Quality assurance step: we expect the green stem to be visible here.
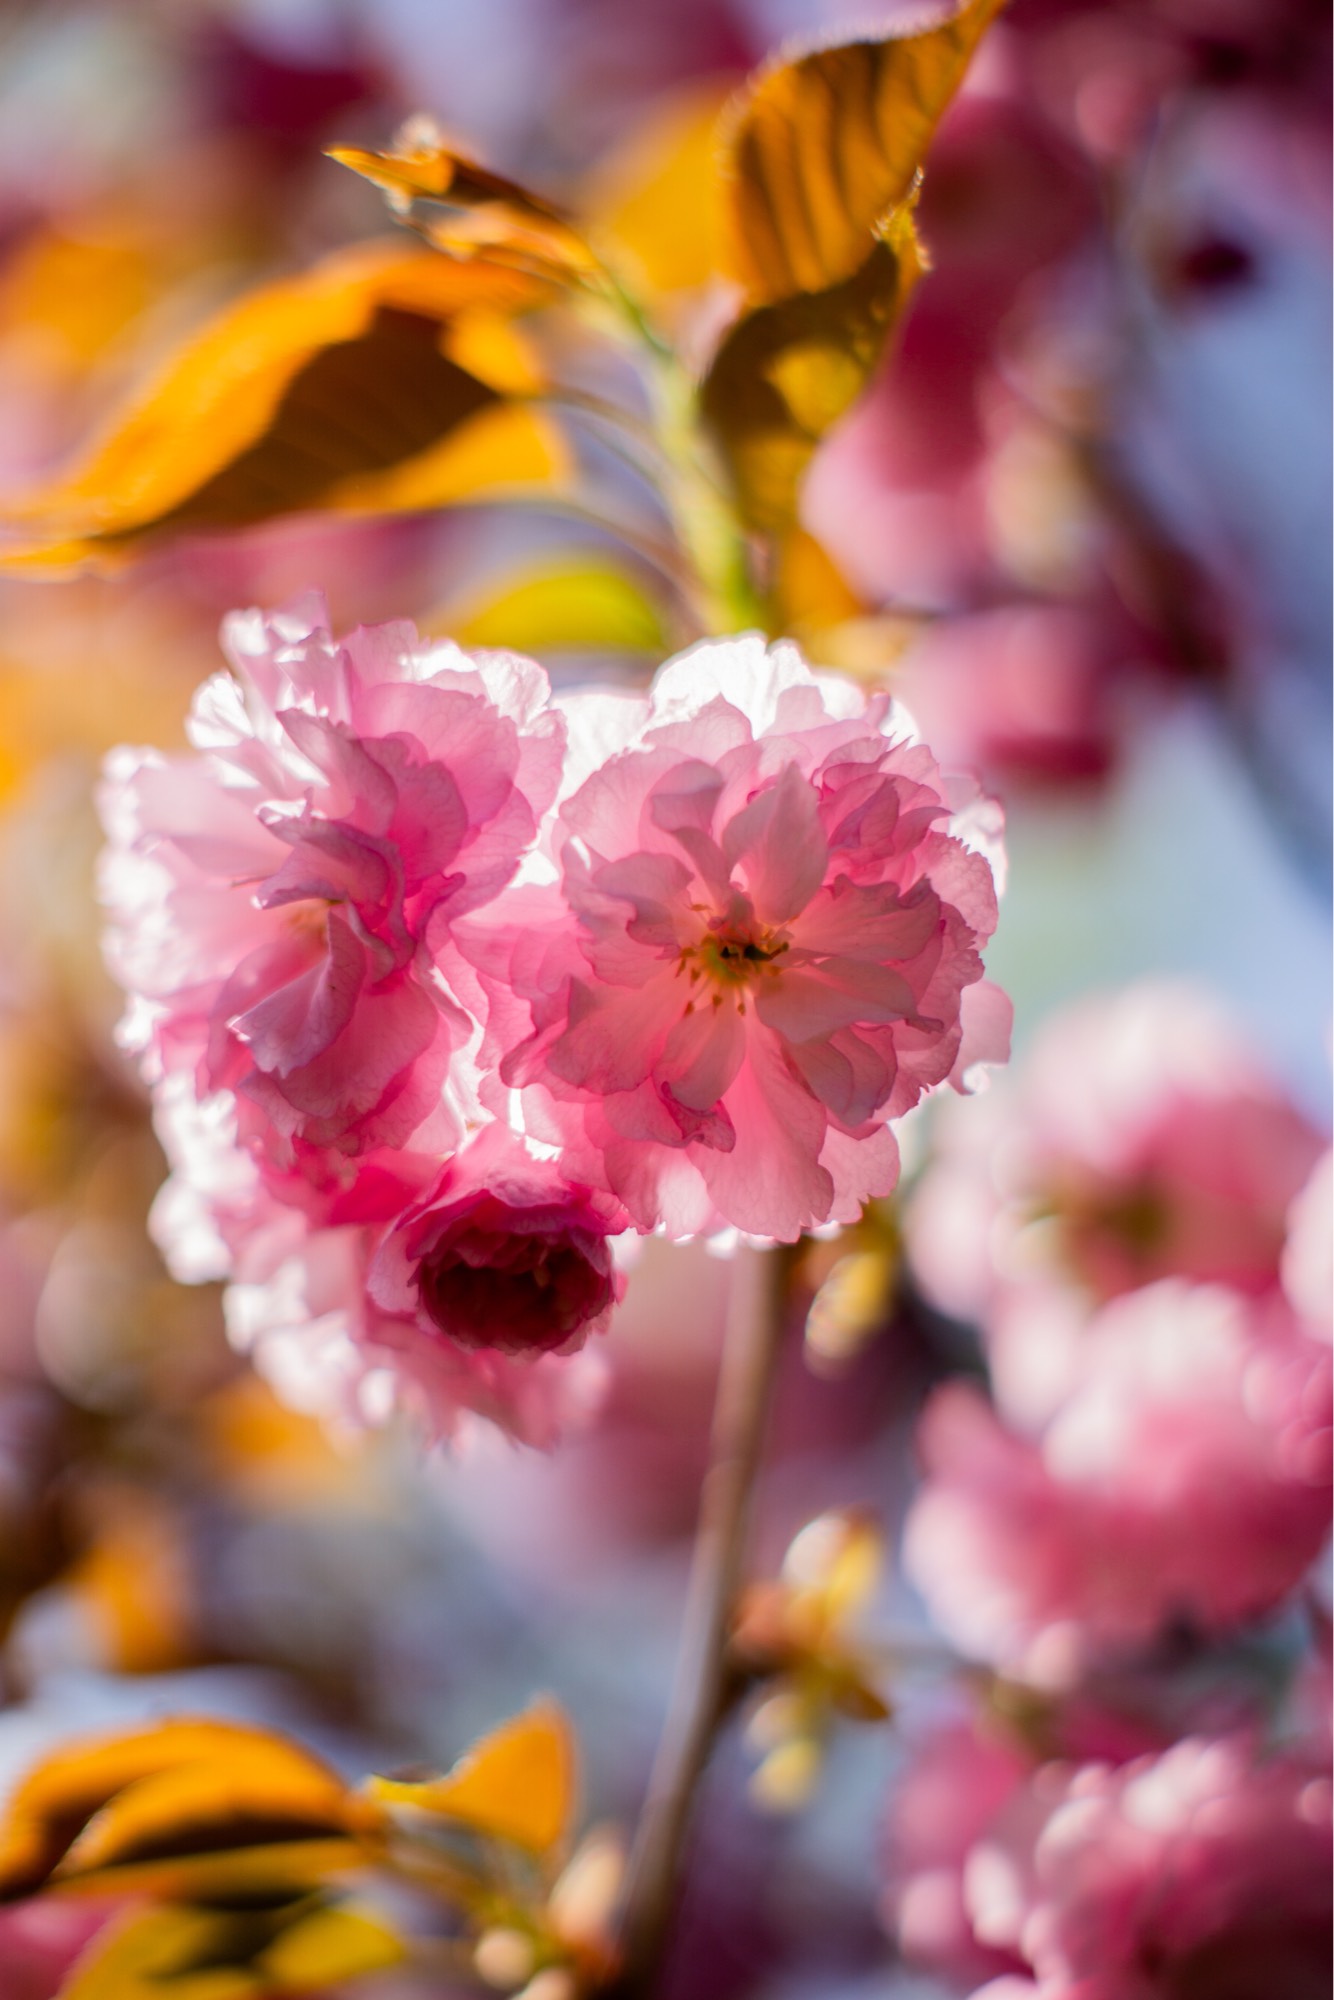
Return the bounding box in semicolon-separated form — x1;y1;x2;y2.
589;264;762;636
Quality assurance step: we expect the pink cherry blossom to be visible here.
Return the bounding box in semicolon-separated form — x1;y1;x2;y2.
223;1193;611;1452
149;1089;617;1446
486;635;1007;1240
1283;1148;1332;1344
884;1699;1187;1995
904;1282;1332;1687
1012;1736;1332;2000
366;1123;627;1358
888;1715;1331;2000
884;1708;1037;1990
905;981;1326;1426
100;594;563;1182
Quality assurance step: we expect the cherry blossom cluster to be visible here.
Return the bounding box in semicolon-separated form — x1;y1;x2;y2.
886;1702;1332;1999
903;982;1330;1685
99;596;1007;1443
887;983;1332;1996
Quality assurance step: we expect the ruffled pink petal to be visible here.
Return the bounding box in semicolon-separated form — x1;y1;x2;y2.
721;761;829;924
229;914;363;1077
695;1028;831;1238
756;957;929;1044
949;978;1014;1092
787;1024;896;1126
793;876;941;962
547;966;687;1096
819;1117;902;1217
660;999;747;1111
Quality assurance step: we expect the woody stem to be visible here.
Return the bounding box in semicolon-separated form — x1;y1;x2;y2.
606;1238;798;1996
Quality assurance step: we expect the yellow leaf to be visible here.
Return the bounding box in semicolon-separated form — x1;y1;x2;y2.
585;79;736;301
772;527;864;638
699;225;924;534
0;1718;380;1902
701;2;1002;542
63;1493;193;1676
369;1700;575;1855
257;1903;405;1988
58;1897;403;1999
58;1905;261;2000
59;1751;362;1878
436;559;670;654
802;1244;895;1371
1;240;566;571
721;0;1007;304
442;309;546;395
0;212;162;370
330;123;597;286
200;1376;358;1510
61;1842;376;1907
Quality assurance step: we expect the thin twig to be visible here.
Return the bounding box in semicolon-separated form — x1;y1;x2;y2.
606;1239;797;1997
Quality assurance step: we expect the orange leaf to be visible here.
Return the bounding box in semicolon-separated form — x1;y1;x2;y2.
700;1;1002;544
721;0;1007;304
1;240;566;570
58;1904;261;2000
59;1752;360;1878
369;1699;575;1855
330;122;597;286
0;1718;380;1902
57;1896;404;1999
772;526;865;637
584;79;737;302
63;1493;193;1676
699;225;923;534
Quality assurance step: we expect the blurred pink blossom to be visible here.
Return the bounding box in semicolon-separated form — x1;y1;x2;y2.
884;1709;1037;1990
905;1281;1332;1687
906;981;1326;1425
486;635;1008;1240
990;1735;1332;2000
1283;1148;1332;1344
890;1721;1330;2000
0;1900;115;2000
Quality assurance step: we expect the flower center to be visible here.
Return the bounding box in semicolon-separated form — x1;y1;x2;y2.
680;919;790;994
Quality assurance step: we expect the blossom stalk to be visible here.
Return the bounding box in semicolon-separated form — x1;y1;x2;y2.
609;1238;798;1996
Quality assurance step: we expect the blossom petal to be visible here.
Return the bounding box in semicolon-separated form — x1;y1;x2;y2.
547;969;686;1095
721;761;829;923
660;998;747;1111
756;957;928;1044
695;1029;831;1238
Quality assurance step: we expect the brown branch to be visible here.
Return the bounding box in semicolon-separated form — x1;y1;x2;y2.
605;1238;798;1998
